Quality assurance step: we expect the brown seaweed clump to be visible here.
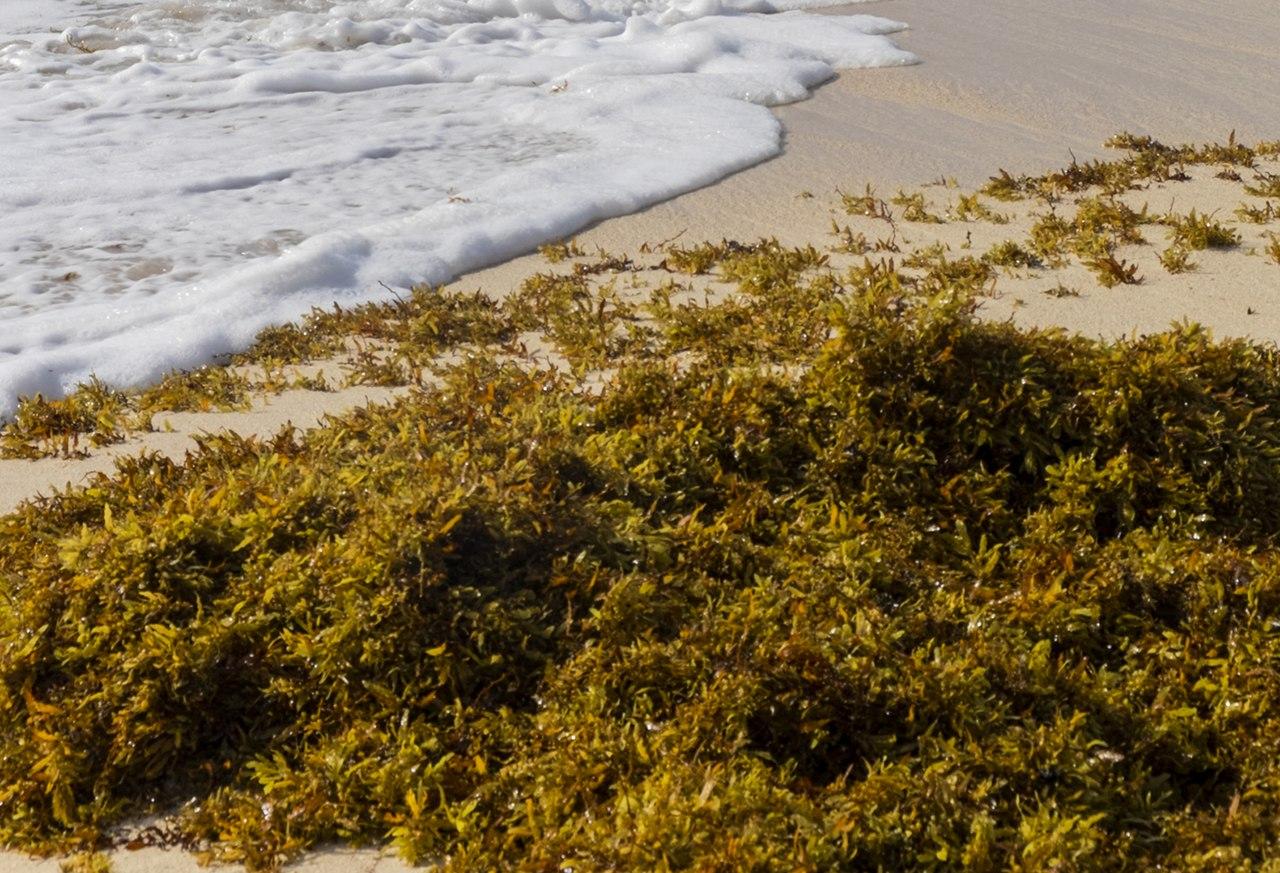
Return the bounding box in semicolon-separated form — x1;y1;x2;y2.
3;144;1280;871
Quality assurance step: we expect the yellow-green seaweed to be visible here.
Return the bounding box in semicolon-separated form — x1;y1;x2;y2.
3;138;1280;873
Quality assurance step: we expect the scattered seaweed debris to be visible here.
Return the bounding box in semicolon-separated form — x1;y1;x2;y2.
1042;282;1081;298
984;131;1267;201
1245;171;1280;199
1159;245;1197;274
1235;201;1278;224
1265;232;1280;266
1086;252;1143;288
949;192;1010;224
840;184;894;222
538;238;587;263
1161;209;1241;251
58;853;113;873
891;189;945;224
10;136;1279;460
983;239;1041;270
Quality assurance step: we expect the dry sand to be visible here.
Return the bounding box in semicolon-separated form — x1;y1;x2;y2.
0;384;404;515
465;0;1280;274
3;0;1280;868
8;848;412;873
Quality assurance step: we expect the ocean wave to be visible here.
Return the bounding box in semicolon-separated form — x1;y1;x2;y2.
0;0;914;413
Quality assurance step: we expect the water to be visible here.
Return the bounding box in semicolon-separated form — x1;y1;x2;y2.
0;0;914;412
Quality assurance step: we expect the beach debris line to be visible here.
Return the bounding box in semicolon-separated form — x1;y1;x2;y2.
3;138;1280;871
5;134;1280;461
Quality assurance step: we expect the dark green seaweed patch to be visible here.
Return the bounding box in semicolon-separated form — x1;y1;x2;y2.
3;140;1280;871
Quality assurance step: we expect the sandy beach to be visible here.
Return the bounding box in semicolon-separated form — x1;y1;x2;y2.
468;0;1280;260
2;0;1279;868
5;0;1279;518
4;848;413;873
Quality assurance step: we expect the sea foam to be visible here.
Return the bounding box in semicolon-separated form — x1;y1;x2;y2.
0;0;915;414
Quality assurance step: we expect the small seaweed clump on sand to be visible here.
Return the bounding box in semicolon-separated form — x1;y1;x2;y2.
4;142;1280;871
982;131;1279;201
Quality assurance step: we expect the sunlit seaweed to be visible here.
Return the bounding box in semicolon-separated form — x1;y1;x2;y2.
983;239;1041;270
1161;209;1241;251
4;139;1280;872
840;185;894;222
1264;232;1280;266
949;192;1010;224
1235;201;1278;224
1086;253;1143;288
891;190;944;224
0;377;132;459
1159;245;1197;274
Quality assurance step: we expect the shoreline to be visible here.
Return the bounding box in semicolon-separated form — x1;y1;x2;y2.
453;0;1280;335
5;0;1280;512
463;0;1280;262
1;1;1280;867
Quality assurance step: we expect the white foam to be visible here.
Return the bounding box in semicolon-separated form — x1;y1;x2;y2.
0;0;915;413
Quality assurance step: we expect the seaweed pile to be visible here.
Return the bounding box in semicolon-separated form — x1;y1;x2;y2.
3;139;1280;870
